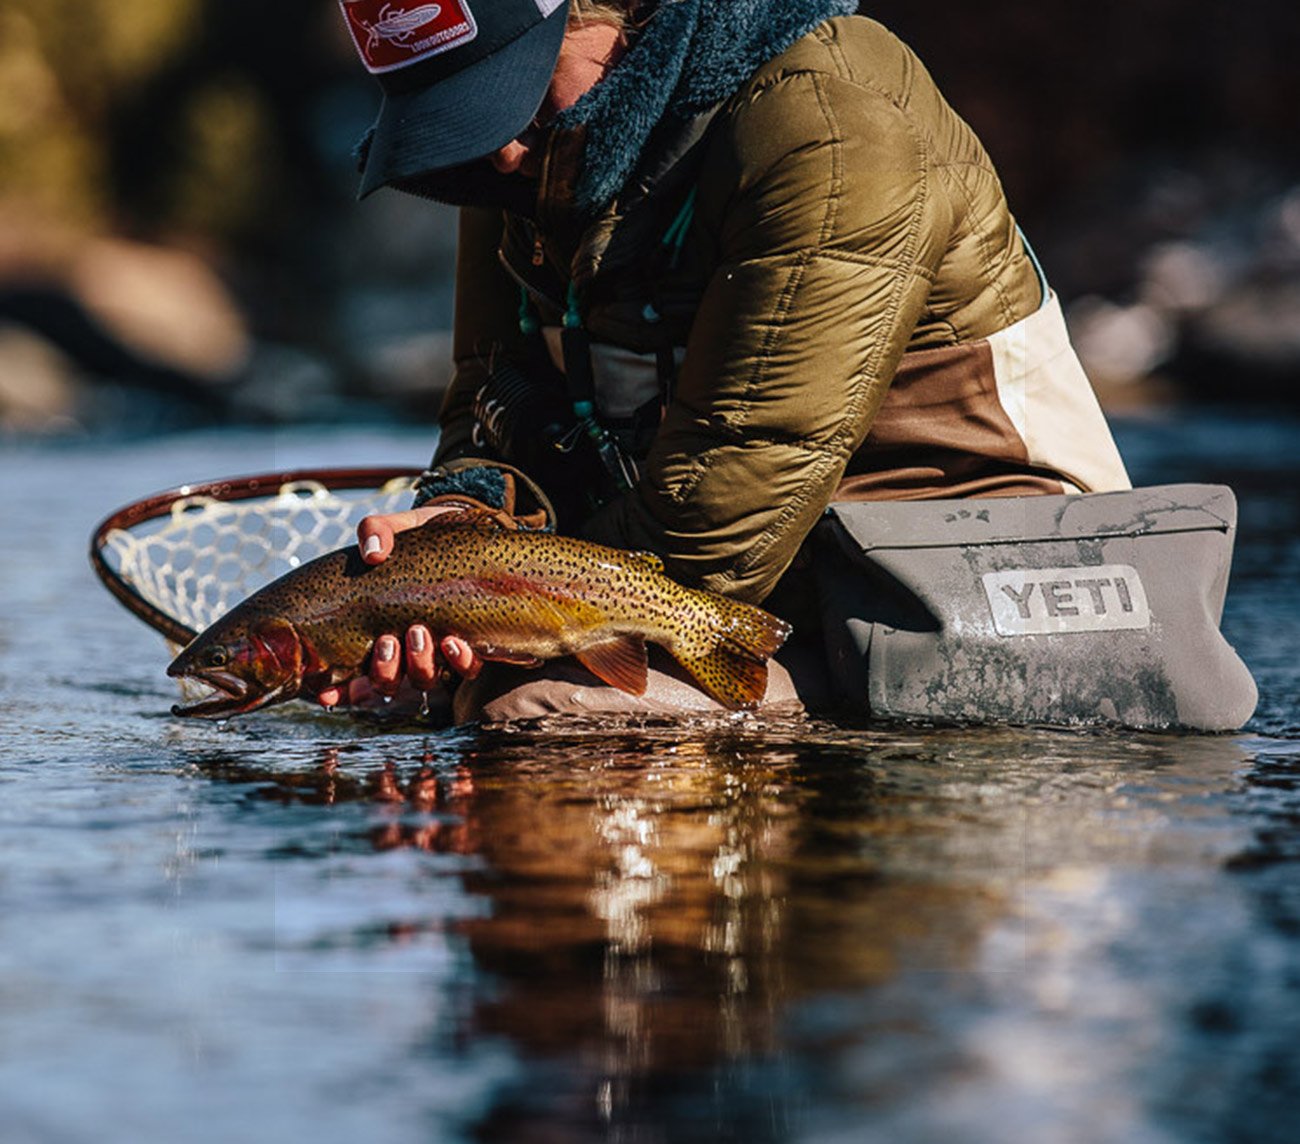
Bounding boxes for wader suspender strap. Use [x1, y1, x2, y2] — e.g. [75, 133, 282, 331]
[516, 283, 638, 497]
[511, 187, 699, 494]
[561, 283, 640, 493]
[644, 186, 696, 408]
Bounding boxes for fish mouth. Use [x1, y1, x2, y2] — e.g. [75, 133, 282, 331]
[169, 668, 294, 719]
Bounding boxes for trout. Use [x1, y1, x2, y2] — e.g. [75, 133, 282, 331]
[167, 510, 791, 718]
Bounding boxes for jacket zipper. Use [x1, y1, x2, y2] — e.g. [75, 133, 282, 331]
[496, 221, 564, 312]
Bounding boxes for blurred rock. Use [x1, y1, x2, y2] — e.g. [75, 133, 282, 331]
[229, 342, 346, 423]
[342, 193, 459, 282]
[1190, 281, 1300, 373]
[364, 331, 453, 417]
[1273, 187, 1300, 262]
[69, 237, 250, 381]
[0, 219, 252, 428]
[338, 284, 451, 362]
[1066, 296, 1175, 385]
[1138, 242, 1230, 314]
[1045, 157, 1300, 404]
[0, 324, 80, 434]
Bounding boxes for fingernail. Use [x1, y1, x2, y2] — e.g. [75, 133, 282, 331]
[410, 628, 426, 653]
[363, 535, 382, 557]
[377, 637, 397, 663]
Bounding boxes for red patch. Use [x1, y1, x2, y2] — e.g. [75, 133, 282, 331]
[339, 0, 478, 74]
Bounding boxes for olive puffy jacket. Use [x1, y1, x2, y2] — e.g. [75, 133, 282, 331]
[434, 16, 1128, 603]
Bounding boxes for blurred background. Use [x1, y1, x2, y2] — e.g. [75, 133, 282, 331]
[1, 0, 1298, 437]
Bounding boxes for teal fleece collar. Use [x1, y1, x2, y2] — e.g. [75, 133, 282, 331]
[556, 0, 859, 214]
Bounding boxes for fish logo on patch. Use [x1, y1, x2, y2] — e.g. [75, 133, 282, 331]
[340, 0, 478, 74]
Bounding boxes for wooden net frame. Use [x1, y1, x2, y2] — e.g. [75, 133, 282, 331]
[90, 467, 423, 646]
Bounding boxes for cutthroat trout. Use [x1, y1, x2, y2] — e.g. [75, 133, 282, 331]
[167, 510, 791, 718]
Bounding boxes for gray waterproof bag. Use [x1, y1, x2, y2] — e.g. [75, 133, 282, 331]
[813, 484, 1257, 730]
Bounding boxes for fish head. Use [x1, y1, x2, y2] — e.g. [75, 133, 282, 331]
[167, 617, 304, 718]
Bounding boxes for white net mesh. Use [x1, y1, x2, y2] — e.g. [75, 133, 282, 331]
[100, 476, 419, 639]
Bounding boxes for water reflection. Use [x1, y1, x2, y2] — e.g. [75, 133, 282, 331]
[183, 719, 1258, 1141]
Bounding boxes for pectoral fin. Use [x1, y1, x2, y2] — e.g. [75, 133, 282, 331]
[574, 635, 649, 696]
[475, 646, 544, 668]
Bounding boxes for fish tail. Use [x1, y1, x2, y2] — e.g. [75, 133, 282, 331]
[712, 597, 792, 664]
[672, 644, 772, 710]
[671, 596, 792, 710]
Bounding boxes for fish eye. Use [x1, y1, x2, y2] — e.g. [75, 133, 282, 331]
[203, 647, 230, 668]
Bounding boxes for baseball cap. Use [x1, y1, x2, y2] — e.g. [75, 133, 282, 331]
[340, 0, 570, 196]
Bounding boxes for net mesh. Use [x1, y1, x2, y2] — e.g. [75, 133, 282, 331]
[100, 476, 419, 639]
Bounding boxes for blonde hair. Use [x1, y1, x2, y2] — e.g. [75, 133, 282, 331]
[569, 0, 634, 31]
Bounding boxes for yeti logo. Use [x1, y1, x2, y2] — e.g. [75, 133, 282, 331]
[982, 565, 1151, 636]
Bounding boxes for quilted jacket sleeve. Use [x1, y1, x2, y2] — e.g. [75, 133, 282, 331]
[434, 206, 530, 464]
[586, 70, 949, 602]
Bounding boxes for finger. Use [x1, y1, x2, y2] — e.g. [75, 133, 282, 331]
[358, 506, 463, 564]
[357, 514, 397, 564]
[441, 635, 482, 680]
[369, 634, 403, 696]
[358, 511, 430, 563]
[317, 685, 343, 709]
[314, 677, 382, 710]
[405, 625, 438, 691]
[318, 676, 373, 709]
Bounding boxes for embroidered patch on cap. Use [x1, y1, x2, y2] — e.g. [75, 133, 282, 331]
[340, 1, 479, 74]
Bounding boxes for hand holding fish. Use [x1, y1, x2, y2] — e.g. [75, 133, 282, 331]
[356, 504, 452, 567]
[313, 626, 481, 710]
[314, 504, 482, 708]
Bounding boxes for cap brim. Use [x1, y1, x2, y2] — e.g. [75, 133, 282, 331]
[358, 7, 568, 198]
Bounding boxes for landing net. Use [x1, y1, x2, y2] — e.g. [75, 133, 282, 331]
[91, 468, 422, 647]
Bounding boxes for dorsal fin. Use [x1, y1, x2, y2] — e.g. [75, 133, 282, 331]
[424, 506, 502, 534]
[627, 550, 665, 573]
[574, 635, 649, 696]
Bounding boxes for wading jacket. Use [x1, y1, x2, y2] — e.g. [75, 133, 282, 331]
[430, 16, 1130, 604]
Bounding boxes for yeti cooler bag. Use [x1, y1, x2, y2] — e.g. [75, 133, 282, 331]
[813, 484, 1257, 730]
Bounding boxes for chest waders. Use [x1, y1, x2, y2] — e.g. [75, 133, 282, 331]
[812, 485, 1257, 731]
[488, 198, 1255, 731]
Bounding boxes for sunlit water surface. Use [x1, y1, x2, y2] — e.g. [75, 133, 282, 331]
[2, 413, 1297, 1143]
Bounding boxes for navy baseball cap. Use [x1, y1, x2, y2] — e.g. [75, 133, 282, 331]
[340, 0, 569, 196]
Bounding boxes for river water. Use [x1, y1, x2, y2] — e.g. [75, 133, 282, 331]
[2, 410, 1297, 1144]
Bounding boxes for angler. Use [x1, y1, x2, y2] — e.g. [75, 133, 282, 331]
[325, 0, 1256, 729]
